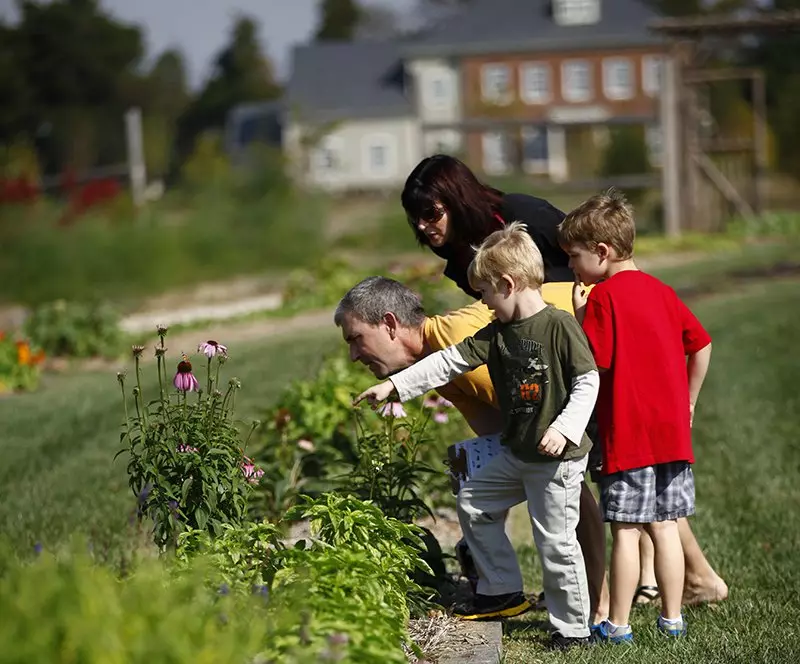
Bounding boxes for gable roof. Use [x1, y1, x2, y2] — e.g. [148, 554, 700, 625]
[402, 0, 663, 58]
[286, 41, 412, 123]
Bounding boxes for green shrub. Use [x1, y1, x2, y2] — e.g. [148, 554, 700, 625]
[25, 299, 122, 358]
[0, 545, 272, 664]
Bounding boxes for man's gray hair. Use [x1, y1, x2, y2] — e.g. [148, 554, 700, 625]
[334, 276, 427, 328]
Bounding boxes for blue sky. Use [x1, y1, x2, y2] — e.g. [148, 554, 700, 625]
[0, 0, 416, 88]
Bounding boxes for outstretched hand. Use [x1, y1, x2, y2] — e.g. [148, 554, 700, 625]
[353, 381, 396, 409]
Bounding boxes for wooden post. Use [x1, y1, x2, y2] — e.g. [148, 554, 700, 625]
[660, 45, 682, 237]
[752, 70, 768, 216]
[125, 107, 146, 208]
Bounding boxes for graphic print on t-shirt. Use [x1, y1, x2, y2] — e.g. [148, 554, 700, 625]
[505, 336, 549, 417]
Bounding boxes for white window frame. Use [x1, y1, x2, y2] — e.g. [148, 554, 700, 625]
[520, 62, 551, 105]
[428, 74, 450, 110]
[521, 126, 549, 175]
[361, 133, 396, 178]
[561, 60, 593, 103]
[313, 135, 344, 174]
[553, 0, 601, 26]
[481, 132, 512, 175]
[603, 57, 634, 101]
[642, 55, 663, 97]
[481, 63, 513, 105]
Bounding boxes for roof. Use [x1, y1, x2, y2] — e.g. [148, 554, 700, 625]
[286, 41, 412, 122]
[402, 0, 664, 58]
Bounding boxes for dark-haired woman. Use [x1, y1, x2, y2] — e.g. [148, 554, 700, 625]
[401, 153, 608, 625]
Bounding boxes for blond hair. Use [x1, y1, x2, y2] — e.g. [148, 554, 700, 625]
[467, 221, 544, 292]
[557, 188, 635, 259]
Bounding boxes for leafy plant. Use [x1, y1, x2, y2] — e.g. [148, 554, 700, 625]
[0, 333, 44, 394]
[344, 409, 439, 523]
[25, 299, 122, 358]
[116, 330, 262, 549]
[175, 520, 285, 593]
[285, 493, 435, 618]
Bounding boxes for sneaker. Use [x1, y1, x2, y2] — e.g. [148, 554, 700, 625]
[532, 590, 547, 611]
[590, 620, 634, 644]
[657, 615, 688, 637]
[548, 632, 591, 650]
[452, 591, 532, 620]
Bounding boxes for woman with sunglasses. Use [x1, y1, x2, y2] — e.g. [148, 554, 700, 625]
[401, 153, 575, 311]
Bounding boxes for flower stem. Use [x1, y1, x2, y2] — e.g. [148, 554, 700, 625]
[135, 356, 147, 429]
[206, 356, 213, 400]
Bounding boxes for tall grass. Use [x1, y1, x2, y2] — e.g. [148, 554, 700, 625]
[0, 189, 328, 307]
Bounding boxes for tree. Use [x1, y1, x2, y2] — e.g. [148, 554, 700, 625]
[355, 5, 404, 40]
[315, 0, 363, 40]
[177, 15, 281, 164]
[10, 0, 144, 171]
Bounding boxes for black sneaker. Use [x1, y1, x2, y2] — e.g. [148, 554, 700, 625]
[548, 632, 591, 650]
[452, 591, 532, 620]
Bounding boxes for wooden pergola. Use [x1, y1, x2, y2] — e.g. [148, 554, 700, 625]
[649, 10, 800, 235]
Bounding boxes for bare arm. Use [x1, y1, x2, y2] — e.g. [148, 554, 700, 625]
[687, 343, 712, 425]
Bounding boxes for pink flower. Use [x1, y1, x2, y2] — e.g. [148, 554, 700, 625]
[422, 396, 440, 409]
[379, 402, 407, 418]
[438, 397, 454, 409]
[177, 444, 199, 453]
[433, 411, 449, 424]
[297, 439, 315, 453]
[198, 340, 228, 359]
[241, 456, 265, 484]
[173, 355, 199, 392]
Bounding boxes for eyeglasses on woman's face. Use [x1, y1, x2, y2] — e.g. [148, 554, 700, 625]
[415, 204, 449, 247]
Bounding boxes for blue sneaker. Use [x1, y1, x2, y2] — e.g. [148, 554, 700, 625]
[590, 620, 633, 644]
[657, 615, 688, 637]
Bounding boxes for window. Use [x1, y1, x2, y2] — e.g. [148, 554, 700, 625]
[429, 75, 450, 110]
[603, 58, 634, 100]
[552, 0, 601, 26]
[561, 60, 592, 102]
[369, 145, 386, 170]
[313, 136, 342, 173]
[362, 134, 396, 177]
[521, 126, 549, 174]
[642, 55, 663, 97]
[520, 63, 551, 104]
[481, 64, 512, 105]
[482, 132, 512, 175]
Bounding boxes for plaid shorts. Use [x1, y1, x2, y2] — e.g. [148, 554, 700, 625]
[600, 461, 695, 523]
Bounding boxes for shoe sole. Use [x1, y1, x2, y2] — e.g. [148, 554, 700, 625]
[454, 599, 533, 621]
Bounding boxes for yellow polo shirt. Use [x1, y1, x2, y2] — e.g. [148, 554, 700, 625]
[423, 282, 577, 435]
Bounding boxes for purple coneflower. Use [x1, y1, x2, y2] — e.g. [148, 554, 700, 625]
[438, 397, 454, 409]
[173, 355, 200, 392]
[380, 402, 407, 418]
[422, 396, 439, 409]
[177, 443, 199, 453]
[241, 456, 265, 484]
[433, 411, 449, 424]
[198, 340, 228, 359]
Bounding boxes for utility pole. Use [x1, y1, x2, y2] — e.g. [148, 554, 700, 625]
[125, 108, 147, 208]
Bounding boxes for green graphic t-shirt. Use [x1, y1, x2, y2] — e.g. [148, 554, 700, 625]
[454, 306, 596, 462]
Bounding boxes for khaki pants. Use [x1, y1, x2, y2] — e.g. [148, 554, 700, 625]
[456, 446, 590, 638]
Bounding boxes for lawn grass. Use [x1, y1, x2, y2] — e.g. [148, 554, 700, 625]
[502, 278, 800, 663]
[0, 327, 341, 557]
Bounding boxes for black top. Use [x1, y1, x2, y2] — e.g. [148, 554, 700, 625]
[432, 193, 574, 299]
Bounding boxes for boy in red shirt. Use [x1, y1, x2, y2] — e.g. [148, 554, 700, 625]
[557, 189, 713, 643]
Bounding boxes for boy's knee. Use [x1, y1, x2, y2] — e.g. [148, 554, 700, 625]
[644, 519, 678, 538]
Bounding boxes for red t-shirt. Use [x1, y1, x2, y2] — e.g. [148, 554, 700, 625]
[581, 271, 711, 475]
